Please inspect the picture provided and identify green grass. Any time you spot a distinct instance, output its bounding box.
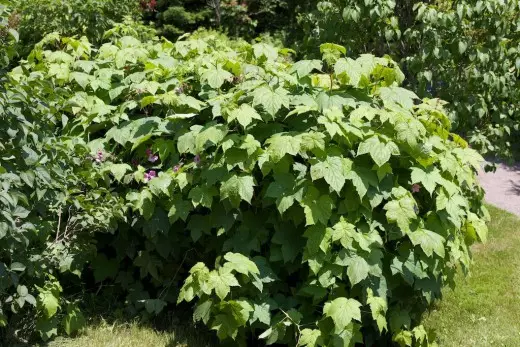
[45,319,213,347]
[422,205,520,346]
[37,205,520,347]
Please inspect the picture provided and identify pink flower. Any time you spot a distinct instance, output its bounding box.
[411,183,421,193]
[146,148,159,163]
[144,170,156,182]
[173,162,183,173]
[94,149,104,163]
[194,154,201,165]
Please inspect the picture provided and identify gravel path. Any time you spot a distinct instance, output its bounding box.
[479,163,520,216]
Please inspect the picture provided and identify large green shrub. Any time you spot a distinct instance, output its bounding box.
[298,0,520,161]
[2,22,488,345]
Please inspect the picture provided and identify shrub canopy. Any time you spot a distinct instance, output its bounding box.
[0,22,489,345]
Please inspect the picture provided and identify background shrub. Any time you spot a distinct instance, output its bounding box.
[0,0,19,70]
[1,22,489,345]
[297,0,520,161]
[12,0,140,56]
[144,0,308,41]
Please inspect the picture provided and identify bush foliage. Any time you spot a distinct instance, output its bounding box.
[10,0,140,57]
[298,0,520,160]
[145,0,308,41]
[0,19,489,345]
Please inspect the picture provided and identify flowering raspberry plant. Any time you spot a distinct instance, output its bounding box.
[3,24,489,346]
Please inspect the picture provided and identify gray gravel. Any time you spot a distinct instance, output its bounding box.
[479,163,520,216]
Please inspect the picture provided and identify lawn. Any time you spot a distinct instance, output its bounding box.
[45,205,520,347]
[422,204,520,346]
[45,319,213,347]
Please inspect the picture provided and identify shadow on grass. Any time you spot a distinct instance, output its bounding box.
[2,294,217,347]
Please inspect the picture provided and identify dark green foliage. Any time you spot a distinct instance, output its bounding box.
[146,0,307,40]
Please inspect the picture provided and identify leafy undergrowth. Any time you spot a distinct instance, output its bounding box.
[423,204,520,346]
[29,204,519,347]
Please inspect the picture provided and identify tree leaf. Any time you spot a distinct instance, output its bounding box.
[358,136,399,167]
[38,291,60,318]
[253,86,289,116]
[223,252,260,276]
[220,175,255,207]
[367,289,387,333]
[201,65,233,88]
[168,194,193,223]
[301,188,334,226]
[410,167,442,195]
[310,156,346,193]
[194,298,213,324]
[345,255,370,286]
[148,174,172,197]
[323,297,361,332]
[408,228,445,258]
[144,299,167,315]
[105,163,131,182]
[384,189,417,234]
[208,269,240,300]
[299,328,322,346]
[228,104,262,128]
[290,59,323,78]
[252,303,271,325]
[265,134,301,162]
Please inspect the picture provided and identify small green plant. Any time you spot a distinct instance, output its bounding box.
[1,22,488,345]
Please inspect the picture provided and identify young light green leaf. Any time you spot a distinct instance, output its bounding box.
[105,163,131,182]
[207,269,240,300]
[220,175,255,207]
[310,156,346,193]
[252,303,271,325]
[299,329,322,347]
[252,86,290,116]
[201,65,233,89]
[223,252,260,276]
[290,60,323,78]
[367,289,388,333]
[357,136,399,167]
[410,167,442,195]
[384,193,417,234]
[323,297,361,331]
[408,228,445,258]
[228,104,263,128]
[265,134,301,162]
